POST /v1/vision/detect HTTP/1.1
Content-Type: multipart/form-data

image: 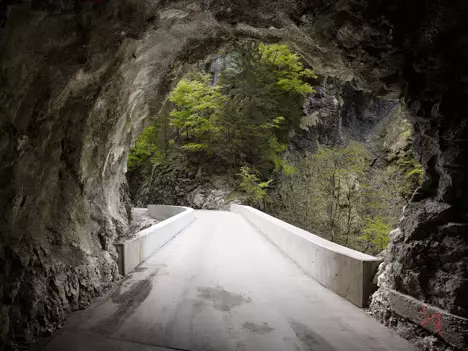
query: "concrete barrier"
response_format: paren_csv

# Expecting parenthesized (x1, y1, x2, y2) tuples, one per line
(231, 204, 382, 307)
(115, 205, 195, 275)
(147, 204, 188, 221)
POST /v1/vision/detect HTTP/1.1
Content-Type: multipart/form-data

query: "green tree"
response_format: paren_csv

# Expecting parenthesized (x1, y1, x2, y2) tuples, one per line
(358, 217, 392, 254)
(221, 42, 315, 136)
(164, 42, 315, 176)
(267, 142, 373, 246)
(258, 43, 317, 94)
(128, 42, 316, 212)
(217, 42, 315, 173)
(311, 142, 371, 243)
(238, 166, 272, 207)
(127, 125, 162, 172)
(169, 73, 226, 146)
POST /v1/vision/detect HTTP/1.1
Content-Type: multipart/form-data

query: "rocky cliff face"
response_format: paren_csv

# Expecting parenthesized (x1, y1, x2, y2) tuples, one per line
(292, 78, 399, 152)
(129, 160, 240, 211)
(1, 0, 467, 350)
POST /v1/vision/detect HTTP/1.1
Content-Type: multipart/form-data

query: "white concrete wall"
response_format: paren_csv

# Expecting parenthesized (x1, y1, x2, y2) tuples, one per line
(116, 206, 195, 275)
(231, 204, 382, 307)
(147, 204, 188, 221)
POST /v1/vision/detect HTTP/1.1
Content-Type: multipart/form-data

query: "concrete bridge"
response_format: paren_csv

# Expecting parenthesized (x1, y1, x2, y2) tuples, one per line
(38, 206, 417, 351)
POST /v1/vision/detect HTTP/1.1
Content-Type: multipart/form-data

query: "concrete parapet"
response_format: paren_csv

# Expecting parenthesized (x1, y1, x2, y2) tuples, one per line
(231, 204, 381, 307)
(147, 204, 188, 221)
(116, 205, 195, 275)
(382, 288, 468, 349)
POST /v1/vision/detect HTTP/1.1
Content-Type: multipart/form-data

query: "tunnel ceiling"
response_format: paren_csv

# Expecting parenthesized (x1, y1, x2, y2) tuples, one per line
(0, 0, 467, 350)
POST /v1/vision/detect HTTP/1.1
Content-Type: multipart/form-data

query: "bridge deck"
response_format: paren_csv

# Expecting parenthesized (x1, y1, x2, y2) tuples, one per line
(40, 211, 416, 351)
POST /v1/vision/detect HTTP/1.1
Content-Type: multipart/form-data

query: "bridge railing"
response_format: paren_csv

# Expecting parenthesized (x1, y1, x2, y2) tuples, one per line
(231, 204, 382, 307)
(115, 205, 195, 275)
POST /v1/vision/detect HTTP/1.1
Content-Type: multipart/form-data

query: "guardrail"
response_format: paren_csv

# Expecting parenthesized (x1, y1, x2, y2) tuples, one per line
(231, 204, 382, 307)
(115, 205, 195, 275)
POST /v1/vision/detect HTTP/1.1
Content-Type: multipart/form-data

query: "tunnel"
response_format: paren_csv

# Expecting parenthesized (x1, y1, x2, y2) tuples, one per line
(0, 0, 467, 350)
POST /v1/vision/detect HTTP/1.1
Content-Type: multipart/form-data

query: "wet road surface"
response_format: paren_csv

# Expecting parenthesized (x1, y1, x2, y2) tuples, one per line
(40, 211, 416, 351)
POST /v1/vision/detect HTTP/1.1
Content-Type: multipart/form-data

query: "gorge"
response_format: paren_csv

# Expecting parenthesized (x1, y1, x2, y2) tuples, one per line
(0, 1, 467, 350)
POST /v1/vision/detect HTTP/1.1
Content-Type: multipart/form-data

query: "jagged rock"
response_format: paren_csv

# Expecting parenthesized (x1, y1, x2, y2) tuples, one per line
(125, 208, 159, 239)
(293, 80, 399, 152)
(188, 187, 239, 210)
(340, 85, 398, 142)
(294, 85, 342, 150)
(192, 191, 206, 208)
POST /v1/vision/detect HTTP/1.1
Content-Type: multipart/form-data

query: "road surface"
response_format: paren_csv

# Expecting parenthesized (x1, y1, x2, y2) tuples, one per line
(40, 211, 416, 351)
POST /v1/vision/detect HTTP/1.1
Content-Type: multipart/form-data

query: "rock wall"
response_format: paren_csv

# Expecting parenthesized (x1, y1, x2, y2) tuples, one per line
(0, 1, 230, 348)
(129, 159, 240, 211)
(0, 3, 139, 346)
(293, 78, 398, 152)
(0, 0, 467, 350)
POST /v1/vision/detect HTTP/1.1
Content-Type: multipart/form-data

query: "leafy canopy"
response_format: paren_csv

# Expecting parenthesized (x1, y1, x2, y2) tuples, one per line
(238, 166, 272, 205)
(258, 43, 317, 94)
(169, 73, 226, 139)
(165, 42, 315, 177)
(127, 126, 162, 172)
(358, 217, 392, 252)
(129, 42, 315, 216)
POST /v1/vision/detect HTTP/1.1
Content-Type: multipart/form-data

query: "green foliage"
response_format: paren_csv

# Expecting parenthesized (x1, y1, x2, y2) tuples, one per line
(268, 142, 372, 246)
(380, 109, 424, 203)
(239, 166, 272, 206)
(258, 43, 317, 94)
(221, 42, 315, 141)
(163, 42, 314, 179)
(266, 141, 395, 254)
(129, 42, 315, 214)
(128, 42, 422, 257)
(169, 73, 226, 140)
(181, 143, 209, 152)
(211, 42, 315, 174)
(128, 126, 162, 172)
(309, 142, 371, 244)
(266, 107, 424, 255)
(313, 142, 371, 178)
(358, 217, 392, 253)
(405, 163, 424, 180)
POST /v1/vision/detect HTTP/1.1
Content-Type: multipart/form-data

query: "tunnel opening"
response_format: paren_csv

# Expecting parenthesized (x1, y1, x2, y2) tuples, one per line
(0, 1, 467, 350)
(125, 41, 422, 258)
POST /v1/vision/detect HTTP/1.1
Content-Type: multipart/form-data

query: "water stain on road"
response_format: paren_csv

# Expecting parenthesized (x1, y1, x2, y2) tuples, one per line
(90, 273, 156, 335)
(197, 287, 252, 312)
(243, 322, 275, 334)
(290, 320, 335, 351)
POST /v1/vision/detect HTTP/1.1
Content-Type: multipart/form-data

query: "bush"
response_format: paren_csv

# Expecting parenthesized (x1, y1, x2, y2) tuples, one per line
(238, 166, 272, 206)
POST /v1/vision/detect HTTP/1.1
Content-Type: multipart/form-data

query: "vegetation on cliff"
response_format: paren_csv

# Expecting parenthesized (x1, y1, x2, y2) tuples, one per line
(127, 43, 422, 256)
(128, 42, 315, 204)
(266, 107, 423, 254)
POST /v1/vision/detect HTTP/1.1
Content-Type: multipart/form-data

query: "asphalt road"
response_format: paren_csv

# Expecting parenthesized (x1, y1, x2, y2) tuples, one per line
(40, 211, 416, 351)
